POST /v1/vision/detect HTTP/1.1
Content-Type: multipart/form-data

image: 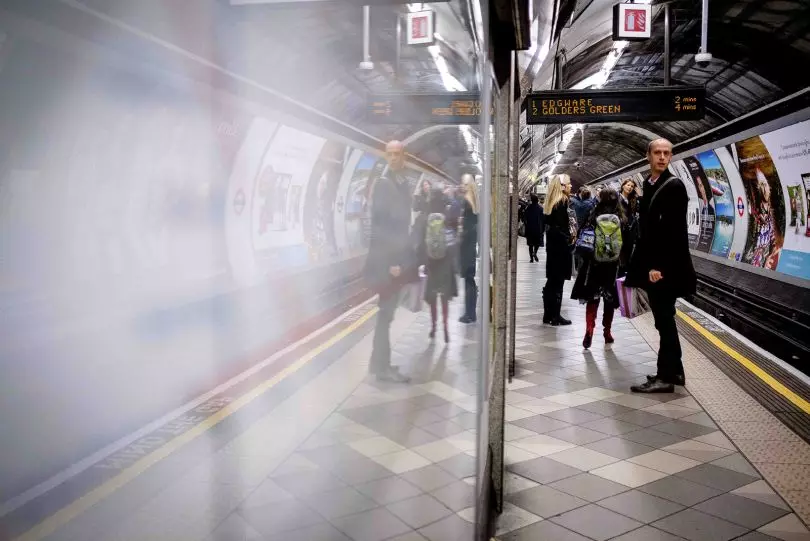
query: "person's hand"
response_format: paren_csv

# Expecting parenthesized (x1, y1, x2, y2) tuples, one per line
(649, 269, 663, 283)
(390, 266, 401, 277)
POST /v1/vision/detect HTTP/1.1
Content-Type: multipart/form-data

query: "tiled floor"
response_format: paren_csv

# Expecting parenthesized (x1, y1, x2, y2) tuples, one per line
(496, 248, 810, 541)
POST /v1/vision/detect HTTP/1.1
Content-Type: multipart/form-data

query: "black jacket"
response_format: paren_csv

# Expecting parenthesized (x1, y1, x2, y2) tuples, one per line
(625, 169, 696, 297)
(545, 201, 573, 281)
(459, 200, 478, 277)
(364, 172, 416, 291)
(523, 202, 545, 245)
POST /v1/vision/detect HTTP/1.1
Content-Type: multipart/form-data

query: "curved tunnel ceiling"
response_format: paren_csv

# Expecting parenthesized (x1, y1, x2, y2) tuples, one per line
(521, 0, 810, 189)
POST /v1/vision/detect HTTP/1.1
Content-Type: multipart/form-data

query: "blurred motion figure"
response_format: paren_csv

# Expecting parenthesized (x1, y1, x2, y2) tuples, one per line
(459, 175, 479, 323)
(365, 141, 415, 383)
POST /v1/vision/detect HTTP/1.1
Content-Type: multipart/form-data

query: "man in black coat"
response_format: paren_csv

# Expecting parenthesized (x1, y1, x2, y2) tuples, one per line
(364, 141, 414, 383)
(626, 138, 697, 393)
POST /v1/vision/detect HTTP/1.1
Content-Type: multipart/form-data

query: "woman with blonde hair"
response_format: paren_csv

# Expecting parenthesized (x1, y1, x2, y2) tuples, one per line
(543, 174, 574, 325)
(459, 175, 479, 323)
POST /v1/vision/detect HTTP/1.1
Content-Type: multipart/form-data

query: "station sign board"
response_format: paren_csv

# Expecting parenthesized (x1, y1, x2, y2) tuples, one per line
(367, 92, 488, 125)
(525, 86, 706, 124)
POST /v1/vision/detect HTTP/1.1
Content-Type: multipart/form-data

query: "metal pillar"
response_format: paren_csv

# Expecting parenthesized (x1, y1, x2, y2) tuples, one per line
(395, 14, 402, 78)
(488, 76, 511, 514)
(664, 3, 671, 86)
(508, 52, 520, 383)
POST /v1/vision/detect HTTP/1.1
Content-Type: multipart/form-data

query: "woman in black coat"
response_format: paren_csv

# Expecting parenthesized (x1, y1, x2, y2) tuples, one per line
(459, 179, 479, 323)
(524, 194, 545, 262)
(571, 188, 626, 348)
(618, 178, 640, 276)
(543, 174, 574, 325)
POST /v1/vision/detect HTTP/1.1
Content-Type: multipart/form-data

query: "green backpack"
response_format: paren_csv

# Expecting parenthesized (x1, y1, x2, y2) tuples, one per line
(594, 214, 623, 263)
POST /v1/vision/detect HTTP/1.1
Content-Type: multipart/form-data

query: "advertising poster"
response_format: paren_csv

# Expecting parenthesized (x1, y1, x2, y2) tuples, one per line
(343, 153, 385, 253)
(760, 120, 810, 279)
(672, 160, 701, 248)
(695, 150, 735, 258)
(734, 136, 786, 271)
(715, 146, 749, 262)
(683, 157, 715, 253)
(303, 140, 347, 263)
(251, 125, 325, 269)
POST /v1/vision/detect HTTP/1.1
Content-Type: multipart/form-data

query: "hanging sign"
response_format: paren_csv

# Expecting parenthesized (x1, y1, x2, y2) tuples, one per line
(407, 10, 435, 45)
(613, 3, 652, 41)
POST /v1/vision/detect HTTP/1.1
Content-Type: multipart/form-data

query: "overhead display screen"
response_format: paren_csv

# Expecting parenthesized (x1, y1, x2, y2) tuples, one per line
(525, 86, 706, 124)
(367, 93, 487, 125)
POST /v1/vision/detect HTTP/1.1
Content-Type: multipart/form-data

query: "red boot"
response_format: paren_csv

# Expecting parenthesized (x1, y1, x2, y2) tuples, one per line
(584, 301, 598, 349)
(603, 306, 615, 344)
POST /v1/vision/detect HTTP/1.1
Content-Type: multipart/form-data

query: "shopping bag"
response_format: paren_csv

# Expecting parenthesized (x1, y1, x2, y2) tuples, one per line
(616, 276, 651, 319)
(401, 271, 426, 312)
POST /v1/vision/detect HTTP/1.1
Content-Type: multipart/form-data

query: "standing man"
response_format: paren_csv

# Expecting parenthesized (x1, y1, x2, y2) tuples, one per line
(627, 138, 696, 393)
(365, 141, 414, 383)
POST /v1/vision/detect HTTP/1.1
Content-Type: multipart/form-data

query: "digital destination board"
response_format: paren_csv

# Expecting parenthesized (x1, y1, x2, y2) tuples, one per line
(525, 86, 706, 124)
(367, 93, 488, 125)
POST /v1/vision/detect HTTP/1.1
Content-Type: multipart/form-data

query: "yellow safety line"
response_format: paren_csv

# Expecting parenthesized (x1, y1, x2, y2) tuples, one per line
(677, 309, 810, 415)
(14, 307, 378, 541)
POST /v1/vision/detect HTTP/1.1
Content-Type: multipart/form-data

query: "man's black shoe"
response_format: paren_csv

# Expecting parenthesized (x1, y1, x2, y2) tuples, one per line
(555, 316, 572, 325)
(646, 374, 685, 386)
(631, 379, 675, 393)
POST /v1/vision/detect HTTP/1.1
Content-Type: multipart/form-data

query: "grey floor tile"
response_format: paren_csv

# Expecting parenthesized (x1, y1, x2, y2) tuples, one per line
(302, 487, 379, 519)
(421, 421, 466, 438)
(425, 403, 467, 419)
(549, 472, 630, 502)
(418, 514, 474, 541)
(597, 490, 685, 523)
(273, 469, 347, 498)
(638, 475, 724, 506)
(508, 457, 584, 484)
(331, 457, 397, 485)
(546, 425, 613, 445)
(734, 532, 783, 541)
(384, 427, 442, 448)
(576, 401, 637, 417)
(581, 418, 643, 436)
(608, 525, 689, 541)
(207, 514, 264, 541)
(694, 493, 789, 529)
(435, 454, 476, 479)
(506, 484, 588, 518)
(584, 437, 657, 459)
(500, 520, 591, 541)
(518, 385, 567, 399)
(622, 429, 688, 449)
(355, 476, 423, 505)
(512, 414, 573, 434)
(430, 480, 475, 512)
(545, 407, 607, 424)
(710, 453, 761, 478)
(652, 508, 749, 541)
(266, 522, 353, 541)
(650, 420, 717, 439)
(386, 533, 429, 541)
(614, 411, 673, 428)
(678, 412, 717, 429)
(401, 465, 458, 492)
(675, 464, 759, 492)
(239, 498, 324, 536)
(330, 508, 412, 541)
(386, 494, 453, 529)
(550, 503, 644, 541)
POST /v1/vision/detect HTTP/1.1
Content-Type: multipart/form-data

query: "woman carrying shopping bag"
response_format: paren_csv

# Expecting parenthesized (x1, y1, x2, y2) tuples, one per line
(571, 188, 626, 348)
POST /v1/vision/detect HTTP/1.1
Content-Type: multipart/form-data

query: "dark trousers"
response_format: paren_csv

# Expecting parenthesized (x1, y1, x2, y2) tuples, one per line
(370, 287, 400, 375)
(648, 287, 684, 383)
(528, 244, 540, 261)
(543, 277, 564, 318)
(463, 271, 477, 319)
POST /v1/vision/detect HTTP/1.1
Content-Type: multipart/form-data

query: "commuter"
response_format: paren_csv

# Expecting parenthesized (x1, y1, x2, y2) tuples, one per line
(571, 186, 596, 230)
(524, 194, 545, 262)
(626, 138, 696, 393)
(619, 178, 640, 275)
(571, 188, 625, 348)
(412, 179, 432, 262)
(422, 187, 459, 341)
(459, 176, 479, 324)
(542, 174, 574, 325)
(365, 140, 415, 383)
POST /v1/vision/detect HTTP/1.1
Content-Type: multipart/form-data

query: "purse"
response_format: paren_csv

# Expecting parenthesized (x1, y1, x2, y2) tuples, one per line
(575, 225, 595, 255)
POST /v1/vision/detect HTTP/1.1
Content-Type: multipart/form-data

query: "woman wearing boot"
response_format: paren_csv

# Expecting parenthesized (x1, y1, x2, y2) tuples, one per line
(422, 188, 458, 341)
(459, 177, 479, 323)
(543, 175, 573, 325)
(571, 188, 626, 348)
(524, 193, 545, 262)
